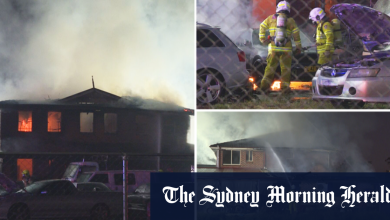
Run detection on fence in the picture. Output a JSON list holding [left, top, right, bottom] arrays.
[[196, 0, 390, 109], [0, 152, 194, 220]]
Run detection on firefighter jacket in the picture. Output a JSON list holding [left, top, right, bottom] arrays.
[[259, 14, 301, 53], [316, 20, 334, 54]]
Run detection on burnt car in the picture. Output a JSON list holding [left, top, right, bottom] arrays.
[[313, 4, 390, 107], [128, 183, 150, 220], [0, 179, 122, 220]]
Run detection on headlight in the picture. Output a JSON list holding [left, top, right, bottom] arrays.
[[348, 68, 380, 78]]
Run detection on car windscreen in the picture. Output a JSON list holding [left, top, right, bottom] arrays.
[[62, 164, 79, 179], [80, 165, 97, 172], [76, 173, 92, 183]]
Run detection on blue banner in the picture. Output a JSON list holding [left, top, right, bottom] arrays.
[[151, 173, 390, 220]]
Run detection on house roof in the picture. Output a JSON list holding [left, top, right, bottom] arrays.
[[60, 88, 121, 104], [0, 87, 193, 114], [210, 130, 337, 151]]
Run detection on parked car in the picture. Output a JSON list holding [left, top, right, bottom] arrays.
[[0, 179, 122, 220], [62, 161, 99, 182], [76, 170, 152, 193], [312, 3, 390, 108], [128, 183, 150, 220], [75, 182, 112, 192], [197, 22, 251, 104]]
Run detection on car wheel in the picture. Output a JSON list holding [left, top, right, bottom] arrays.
[[90, 204, 110, 220], [197, 70, 225, 104], [8, 204, 29, 220]]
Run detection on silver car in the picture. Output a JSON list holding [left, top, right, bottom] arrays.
[[197, 23, 250, 104], [313, 4, 390, 108]]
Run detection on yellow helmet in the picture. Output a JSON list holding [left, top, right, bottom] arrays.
[[22, 170, 30, 176]]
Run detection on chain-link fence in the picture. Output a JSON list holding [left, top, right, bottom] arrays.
[[196, 0, 390, 109], [0, 152, 193, 220]]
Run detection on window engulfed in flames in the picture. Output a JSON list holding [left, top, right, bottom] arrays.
[[48, 112, 61, 132], [18, 111, 32, 132]]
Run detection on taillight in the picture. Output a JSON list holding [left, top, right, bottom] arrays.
[[237, 51, 246, 62]]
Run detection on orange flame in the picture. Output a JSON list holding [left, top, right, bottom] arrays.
[[18, 111, 32, 132], [19, 119, 32, 132], [271, 81, 281, 91], [253, 83, 258, 91], [270, 81, 312, 91]]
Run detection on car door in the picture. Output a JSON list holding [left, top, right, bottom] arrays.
[[34, 181, 73, 218]]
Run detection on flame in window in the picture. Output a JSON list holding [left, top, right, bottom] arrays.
[[48, 112, 61, 132], [18, 111, 32, 132]]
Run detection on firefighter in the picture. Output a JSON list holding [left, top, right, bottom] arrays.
[[21, 169, 34, 187], [259, 1, 301, 94], [309, 7, 334, 65]]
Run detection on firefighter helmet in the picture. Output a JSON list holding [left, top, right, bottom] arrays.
[[309, 8, 326, 23], [276, 1, 291, 13], [22, 169, 30, 176]]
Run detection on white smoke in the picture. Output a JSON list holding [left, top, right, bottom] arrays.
[[197, 112, 378, 172], [197, 0, 253, 44], [197, 0, 316, 50], [0, 0, 194, 109]]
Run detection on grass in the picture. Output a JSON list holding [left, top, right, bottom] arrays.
[[197, 92, 390, 109]]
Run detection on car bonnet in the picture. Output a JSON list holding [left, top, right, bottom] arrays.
[[331, 4, 390, 51]]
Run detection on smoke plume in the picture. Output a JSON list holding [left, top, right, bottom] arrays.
[[0, 0, 194, 108]]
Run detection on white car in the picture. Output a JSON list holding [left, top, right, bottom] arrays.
[[197, 22, 250, 104], [312, 4, 390, 108]]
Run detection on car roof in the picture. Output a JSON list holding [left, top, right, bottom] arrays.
[[196, 22, 220, 29]]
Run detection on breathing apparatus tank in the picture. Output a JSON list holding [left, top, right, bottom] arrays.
[[275, 13, 288, 47], [331, 18, 343, 48]]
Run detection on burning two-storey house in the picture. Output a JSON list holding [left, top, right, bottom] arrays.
[[0, 87, 194, 180]]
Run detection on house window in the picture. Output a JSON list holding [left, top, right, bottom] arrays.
[[246, 150, 253, 162], [104, 113, 117, 133], [222, 150, 240, 165], [135, 115, 153, 141], [48, 112, 61, 132], [80, 112, 94, 133], [18, 111, 32, 132]]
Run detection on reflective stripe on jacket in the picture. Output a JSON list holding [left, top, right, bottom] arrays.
[[259, 14, 301, 53], [316, 21, 334, 53]]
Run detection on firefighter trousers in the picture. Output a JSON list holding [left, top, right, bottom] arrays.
[[260, 51, 292, 91], [318, 52, 333, 65]]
